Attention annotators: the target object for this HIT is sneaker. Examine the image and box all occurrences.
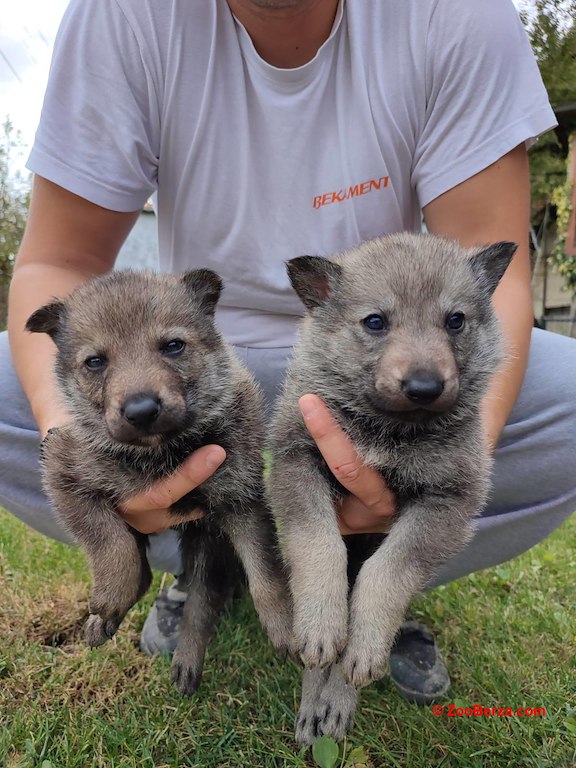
[388,620,451,704]
[139,580,187,656]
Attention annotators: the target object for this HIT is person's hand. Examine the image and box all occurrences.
[298,394,396,534]
[118,446,226,534]
[39,409,226,535]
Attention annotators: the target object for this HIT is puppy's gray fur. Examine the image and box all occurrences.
[267,233,515,743]
[27,269,291,694]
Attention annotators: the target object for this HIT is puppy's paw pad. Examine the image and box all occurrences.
[263,617,295,658]
[319,706,355,742]
[84,613,117,647]
[295,712,323,746]
[316,673,357,741]
[341,650,382,689]
[299,642,339,669]
[171,660,202,696]
[296,624,347,668]
[295,686,356,744]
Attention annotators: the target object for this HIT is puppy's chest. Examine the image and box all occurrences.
[116,430,249,503]
[47,425,258,511]
[345,428,480,500]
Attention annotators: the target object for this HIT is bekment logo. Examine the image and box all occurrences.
[313,175,390,209]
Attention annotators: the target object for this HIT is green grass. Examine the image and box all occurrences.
[0,510,574,768]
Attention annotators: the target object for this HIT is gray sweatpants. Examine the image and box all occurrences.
[0,328,574,586]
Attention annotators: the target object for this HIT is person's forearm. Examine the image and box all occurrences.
[422,145,533,451]
[8,176,140,435]
[482,279,533,451]
[8,262,100,434]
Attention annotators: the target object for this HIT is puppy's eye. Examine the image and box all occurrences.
[84,355,107,372]
[446,312,466,333]
[362,314,388,334]
[161,338,186,356]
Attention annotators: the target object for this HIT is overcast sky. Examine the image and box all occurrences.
[1,0,69,173]
[1,0,527,176]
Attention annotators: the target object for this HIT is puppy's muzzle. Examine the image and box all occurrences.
[369,366,459,419]
[401,371,444,406]
[122,394,161,428]
[108,392,187,445]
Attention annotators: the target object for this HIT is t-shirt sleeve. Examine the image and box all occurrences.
[411,0,557,209]
[27,0,161,212]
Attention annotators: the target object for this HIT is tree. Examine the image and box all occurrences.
[0,117,30,325]
[520,1,576,299]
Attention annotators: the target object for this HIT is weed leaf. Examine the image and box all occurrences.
[346,745,369,766]
[312,736,340,768]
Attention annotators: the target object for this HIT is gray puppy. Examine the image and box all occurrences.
[267,233,516,743]
[27,269,292,695]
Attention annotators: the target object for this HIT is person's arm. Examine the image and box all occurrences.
[302,144,532,535]
[423,144,533,450]
[9,175,222,534]
[9,176,138,432]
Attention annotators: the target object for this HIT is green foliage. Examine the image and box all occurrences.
[522,0,576,106]
[311,736,339,768]
[0,117,30,285]
[521,0,576,206]
[520,1,576,294]
[311,738,370,768]
[345,746,369,767]
[528,131,567,207]
[550,170,575,289]
[1,510,575,767]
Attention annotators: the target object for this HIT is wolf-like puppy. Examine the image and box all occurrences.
[27,269,291,695]
[268,233,516,743]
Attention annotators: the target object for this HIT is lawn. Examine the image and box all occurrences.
[0,509,574,768]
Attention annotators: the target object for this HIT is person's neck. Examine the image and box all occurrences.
[227,0,339,68]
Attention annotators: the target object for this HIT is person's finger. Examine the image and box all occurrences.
[337,495,395,536]
[299,394,394,512]
[120,445,226,515]
[120,505,205,535]
[118,445,225,533]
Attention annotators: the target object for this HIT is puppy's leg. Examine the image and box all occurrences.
[59,500,151,646]
[341,497,476,688]
[295,667,330,745]
[316,664,358,743]
[269,458,348,669]
[296,664,358,746]
[43,430,151,645]
[221,503,293,656]
[85,526,151,646]
[171,525,239,695]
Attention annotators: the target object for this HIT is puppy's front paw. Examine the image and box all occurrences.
[253,587,294,659]
[295,607,348,668]
[171,658,202,697]
[295,665,357,745]
[315,666,358,742]
[263,609,294,660]
[341,635,388,689]
[295,667,329,745]
[84,612,120,647]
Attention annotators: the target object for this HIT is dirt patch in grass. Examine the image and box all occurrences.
[28,596,89,648]
[1,582,89,646]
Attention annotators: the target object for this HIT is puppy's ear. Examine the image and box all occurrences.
[26,301,66,338]
[468,242,517,295]
[287,256,343,311]
[181,269,223,315]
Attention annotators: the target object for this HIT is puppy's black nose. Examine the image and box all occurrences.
[401,373,444,405]
[122,394,161,427]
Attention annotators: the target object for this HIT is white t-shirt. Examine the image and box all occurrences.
[28,0,556,347]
